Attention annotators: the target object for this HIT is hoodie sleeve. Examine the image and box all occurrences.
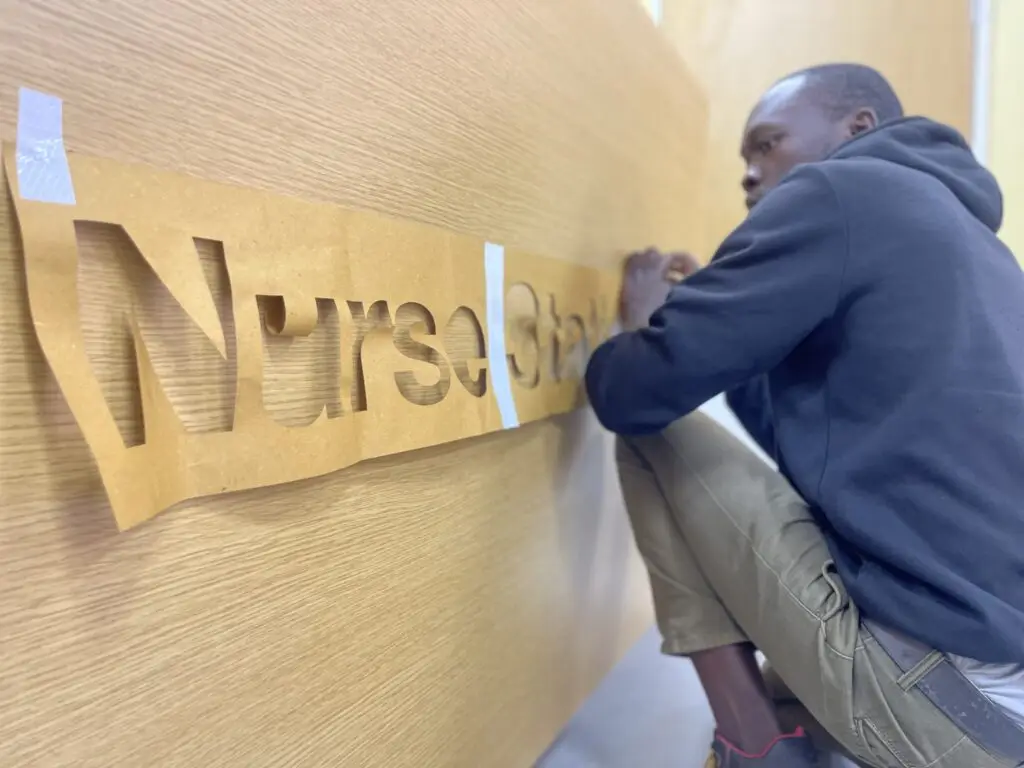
[585,165,848,435]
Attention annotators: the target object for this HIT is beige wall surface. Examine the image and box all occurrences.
[660,0,974,258]
[0,1,707,766]
[991,0,1024,261]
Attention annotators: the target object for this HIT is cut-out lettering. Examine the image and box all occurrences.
[537,293,563,382]
[559,314,589,381]
[75,222,237,445]
[392,302,451,407]
[5,145,620,530]
[347,300,393,413]
[260,296,344,427]
[505,282,541,389]
[260,294,320,337]
[444,306,487,398]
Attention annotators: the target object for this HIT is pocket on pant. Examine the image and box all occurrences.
[856,717,915,768]
[852,640,975,768]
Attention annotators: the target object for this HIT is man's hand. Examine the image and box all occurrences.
[619,248,701,331]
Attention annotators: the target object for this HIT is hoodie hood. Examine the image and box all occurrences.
[827,117,1003,233]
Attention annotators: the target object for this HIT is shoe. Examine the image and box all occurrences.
[704,728,818,767]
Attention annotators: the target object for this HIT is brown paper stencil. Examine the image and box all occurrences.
[3,145,620,530]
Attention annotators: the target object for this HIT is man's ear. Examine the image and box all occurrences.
[848,107,879,137]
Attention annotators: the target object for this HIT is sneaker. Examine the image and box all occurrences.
[704,728,818,767]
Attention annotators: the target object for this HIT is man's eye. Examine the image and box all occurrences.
[757,137,777,154]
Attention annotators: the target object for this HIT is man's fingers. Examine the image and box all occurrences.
[664,251,702,282]
[664,267,687,284]
[623,248,701,285]
[624,247,662,274]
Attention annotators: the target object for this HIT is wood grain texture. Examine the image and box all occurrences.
[0,1,706,765]
[660,0,974,258]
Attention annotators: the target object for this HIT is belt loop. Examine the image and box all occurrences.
[865,619,1024,765]
[896,650,944,692]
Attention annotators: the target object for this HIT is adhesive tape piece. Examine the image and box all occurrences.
[484,242,520,430]
[16,87,76,205]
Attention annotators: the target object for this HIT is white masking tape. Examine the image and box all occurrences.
[16,87,76,205]
[484,241,520,430]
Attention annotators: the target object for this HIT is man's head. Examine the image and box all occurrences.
[741,63,903,210]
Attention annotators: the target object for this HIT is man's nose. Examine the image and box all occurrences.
[742,165,761,194]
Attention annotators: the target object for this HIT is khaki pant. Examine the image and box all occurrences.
[618,412,1013,768]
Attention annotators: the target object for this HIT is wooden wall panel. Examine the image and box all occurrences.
[660,0,974,258]
[0,1,706,766]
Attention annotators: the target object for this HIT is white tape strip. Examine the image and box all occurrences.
[16,87,76,205]
[647,0,663,25]
[484,242,520,430]
[970,0,992,164]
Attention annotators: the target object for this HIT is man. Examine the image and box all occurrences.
[585,63,1024,768]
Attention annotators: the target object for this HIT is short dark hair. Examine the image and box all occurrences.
[783,63,904,124]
